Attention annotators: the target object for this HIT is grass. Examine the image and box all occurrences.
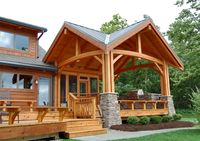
[176,109,200,124]
[113,129,200,141]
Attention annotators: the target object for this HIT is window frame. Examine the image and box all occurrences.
[0,71,34,90]
[0,30,30,51]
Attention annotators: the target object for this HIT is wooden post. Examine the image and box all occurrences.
[92,98,96,119]
[102,54,105,93]
[66,75,69,108]
[131,102,135,110]
[110,51,115,92]
[57,73,61,107]
[104,52,111,92]
[161,61,171,96]
[77,74,80,96]
[54,75,58,107]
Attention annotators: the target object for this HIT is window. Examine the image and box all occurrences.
[0,72,33,89]
[18,74,33,89]
[0,31,14,49]
[0,72,17,88]
[90,78,98,93]
[0,30,29,51]
[69,75,77,93]
[15,35,29,51]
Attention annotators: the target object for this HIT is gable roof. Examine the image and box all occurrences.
[44,19,183,70]
[0,16,47,32]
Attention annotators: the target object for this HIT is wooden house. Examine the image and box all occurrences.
[0,17,183,140]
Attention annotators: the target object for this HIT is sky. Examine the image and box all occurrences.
[0,0,183,51]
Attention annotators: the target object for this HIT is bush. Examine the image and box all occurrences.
[150,116,162,124]
[139,116,150,125]
[162,115,173,122]
[191,87,200,113]
[173,114,182,121]
[127,116,140,124]
[197,118,200,124]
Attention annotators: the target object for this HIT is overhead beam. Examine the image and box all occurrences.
[112,49,163,65]
[58,50,104,68]
[116,63,158,75]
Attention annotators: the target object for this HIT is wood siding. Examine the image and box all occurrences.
[0,66,53,110]
[0,22,38,58]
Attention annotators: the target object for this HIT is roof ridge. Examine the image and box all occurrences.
[65,21,106,35]
[110,19,147,35]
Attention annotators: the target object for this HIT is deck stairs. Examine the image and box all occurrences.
[62,118,107,138]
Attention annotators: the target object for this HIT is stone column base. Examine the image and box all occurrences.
[100,93,122,128]
[167,96,176,116]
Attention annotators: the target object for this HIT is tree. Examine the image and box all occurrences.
[100,14,128,34]
[166,1,200,108]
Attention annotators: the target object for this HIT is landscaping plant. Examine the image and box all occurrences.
[139,116,150,125]
[162,115,173,123]
[127,116,140,124]
[150,116,162,124]
[173,114,182,121]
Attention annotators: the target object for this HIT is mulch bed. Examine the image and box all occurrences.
[110,121,194,132]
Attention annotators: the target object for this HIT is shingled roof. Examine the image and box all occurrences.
[0,47,56,72]
[0,16,47,32]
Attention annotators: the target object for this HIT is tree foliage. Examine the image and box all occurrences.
[100,14,128,34]
[166,0,200,108]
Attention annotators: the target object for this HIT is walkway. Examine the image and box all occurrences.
[74,127,193,141]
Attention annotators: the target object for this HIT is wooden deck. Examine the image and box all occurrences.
[0,111,106,140]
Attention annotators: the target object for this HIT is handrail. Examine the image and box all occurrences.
[118,99,168,110]
[68,93,96,119]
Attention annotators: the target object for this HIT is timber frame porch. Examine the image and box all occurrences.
[43,18,183,127]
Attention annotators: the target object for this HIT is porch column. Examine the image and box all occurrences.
[100,51,122,128]
[160,61,175,116]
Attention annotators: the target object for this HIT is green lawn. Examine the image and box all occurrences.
[176,109,200,124]
[113,129,200,141]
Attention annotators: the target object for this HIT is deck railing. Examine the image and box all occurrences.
[69,93,96,119]
[118,99,168,117]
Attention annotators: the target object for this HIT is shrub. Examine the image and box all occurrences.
[127,116,140,124]
[197,118,200,124]
[162,115,173,122]
[191,87,200,113]
[173,114,182,121]
[139,116,150,125]
[150,116,162,124]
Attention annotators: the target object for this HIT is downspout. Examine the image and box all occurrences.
[37,31,45,58]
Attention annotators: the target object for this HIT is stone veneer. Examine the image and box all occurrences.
[100,93,122,128]
[167,96,176,116]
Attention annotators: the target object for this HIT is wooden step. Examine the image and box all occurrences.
[66,119,100,127]
[67,125,103,132]
[64,128,107,138]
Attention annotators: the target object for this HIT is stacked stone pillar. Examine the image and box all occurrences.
[100,93,122,128]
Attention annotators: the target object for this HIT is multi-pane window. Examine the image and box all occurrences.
[0,72,33,89]
[69,75,77,93]
[0,30,29,51]
[90,78,98,93]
